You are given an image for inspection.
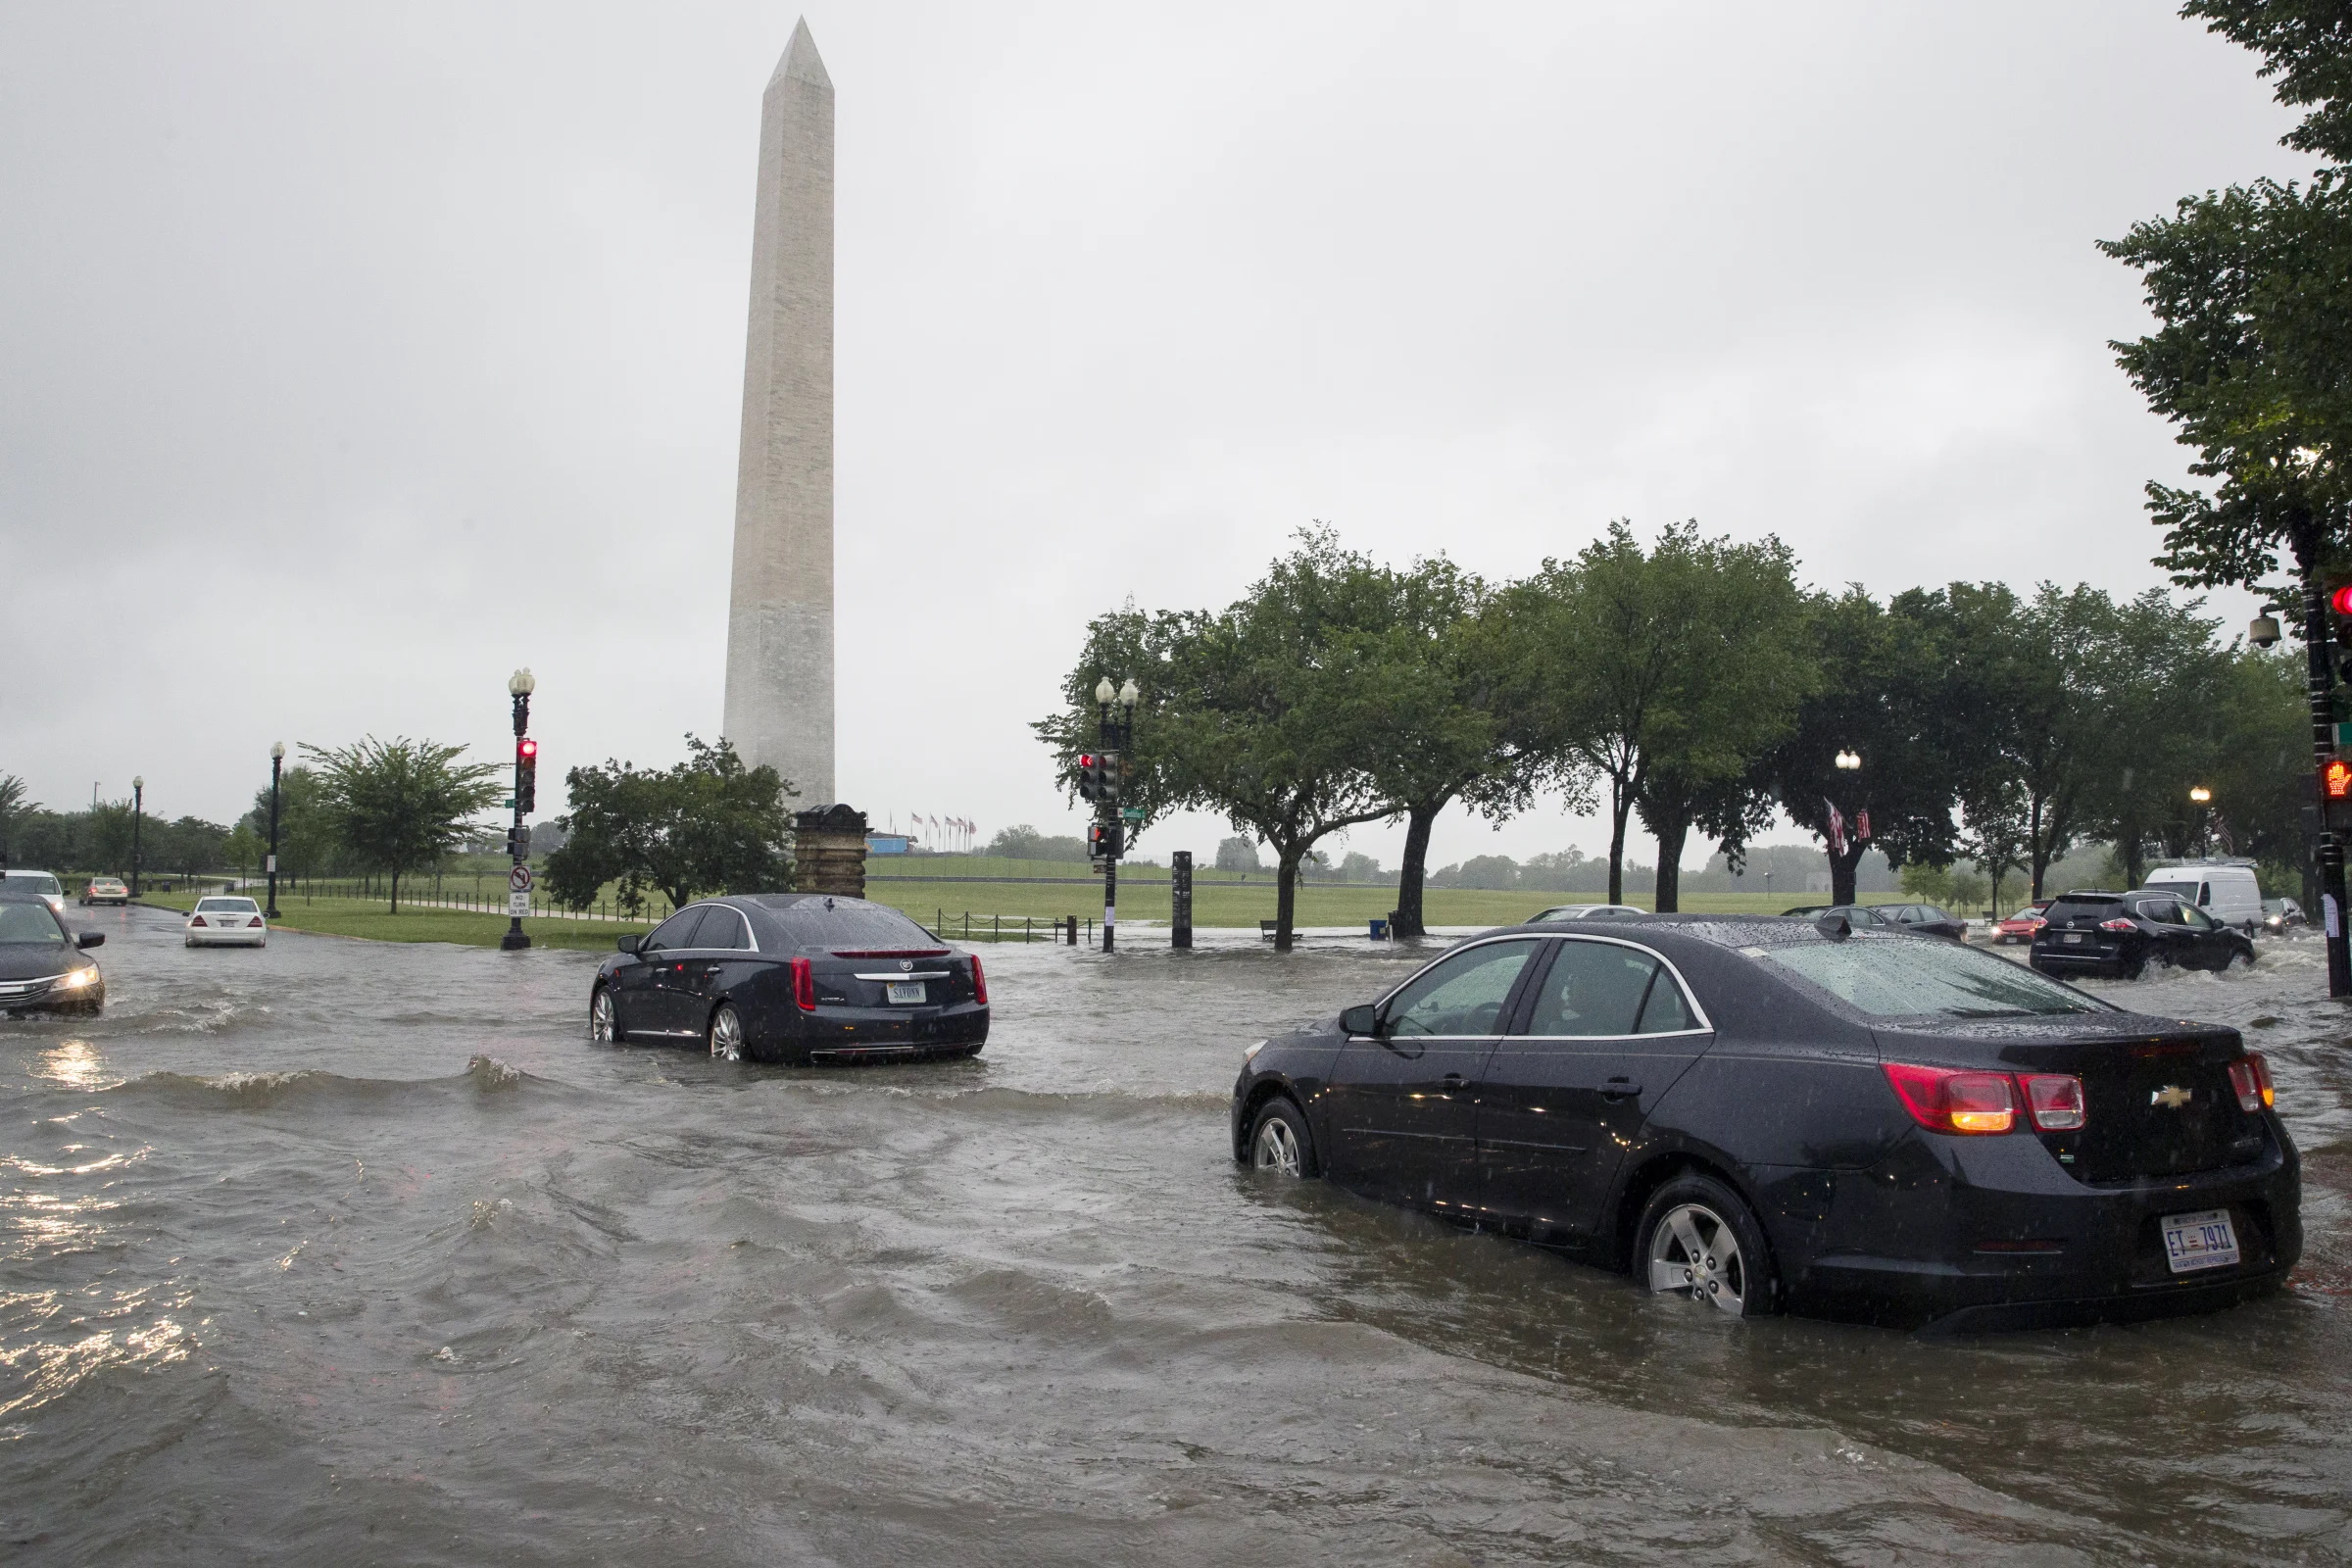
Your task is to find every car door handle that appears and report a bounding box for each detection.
[1600,1078,1642,1099]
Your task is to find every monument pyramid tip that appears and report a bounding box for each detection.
[770,17,832,91]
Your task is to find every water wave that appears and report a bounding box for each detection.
[87,1059,549,1108]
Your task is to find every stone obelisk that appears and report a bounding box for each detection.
[722,17,835,805]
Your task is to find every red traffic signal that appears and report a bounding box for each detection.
[2328,759,2352,801]
[518,738,539,759]
[2331,585,2352,616]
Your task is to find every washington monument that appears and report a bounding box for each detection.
[722,17,834,805]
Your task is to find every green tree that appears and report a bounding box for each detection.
[303,737,503,912]
[2074,590,2236,889]
[545,735,796,914]
[246,764,339,884]
[1768,588,1971,906]
[0,774,35,870]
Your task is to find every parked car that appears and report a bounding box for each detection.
[80,878,129,906]
[2030,889,2257,979]
[1994,900,2054,945]
[185,896,268,948]
[2261,898,2306,934]
[0,887,105,1015]
[0,870,68,919]
[1231,914,2297,1331]
[1529,904,1645,922]
[1873,903,1968,941]
[2142,861,2264,932]
[591,894,988,1064]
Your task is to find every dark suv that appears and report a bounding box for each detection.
[2031,889,2256,980]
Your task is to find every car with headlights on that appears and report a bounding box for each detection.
[0,888,105,1015]
[1,870,68,919]
[590,894,988,1064]
[81,878,129,906]
[185,896,268,947]
[1232,913,2298,1332]
[2031,889,2255,979]
[2261,898,2306,934]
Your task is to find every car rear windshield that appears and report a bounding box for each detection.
[0,903,64,944]
[772,901,941,952]
[197,899,258,912]
[2043,897,2123,925]
[1762,936,2109,1019]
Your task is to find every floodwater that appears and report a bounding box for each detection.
[3,906,2349,1566]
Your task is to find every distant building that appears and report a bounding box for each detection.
[865,834,910,856]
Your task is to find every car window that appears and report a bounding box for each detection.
[196,899,257,912]
[641,908,702,955]
[699,906,751,951]
[1386,940,1539,1038]
[1762,935,2109,1018]
[2044,897,2124,926]
[1917,906,1954,924]
[0,903,64,944]
[1526,941,1662,1036]
[2132,898,2184,925]
[5,874,62,897]
[2182,905,2221,932]
[774,899,941,951]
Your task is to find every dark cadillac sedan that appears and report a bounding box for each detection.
[591,895,987,1064]
[1231,915,2297,1332]
[0,889,106,1016]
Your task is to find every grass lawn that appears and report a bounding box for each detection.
[140,889,646,952]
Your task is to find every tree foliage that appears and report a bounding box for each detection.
[302,737,504,912]
[545,736,796,914]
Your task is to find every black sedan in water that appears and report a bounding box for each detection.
[0,889,106,1015]
[590,895,988,1064]
[2031,889,2257,980]
[1232,915,2298,1332]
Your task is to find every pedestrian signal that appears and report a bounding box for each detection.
[2328,759,2352,801]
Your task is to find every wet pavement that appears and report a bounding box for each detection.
[3,905,2349,1565]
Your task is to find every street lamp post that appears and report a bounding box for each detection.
[1829,750,1861,903]
[267,742,286,918]
[130,775,145,899]
[1093,676,1139,953]
[2189,785,2213,858]
[502,668,536,952]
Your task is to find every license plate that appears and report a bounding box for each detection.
[885,982,926,1005]
[2064,933,2083,944]
[2162,1208,2240,1273]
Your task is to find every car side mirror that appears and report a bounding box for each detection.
[76,932,104,949]
[617,934,643,954]
[1340,1004,1379,1037]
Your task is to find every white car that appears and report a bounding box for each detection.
[0,869,68,918]
[81,878,129,906]
[186,896,268,947]
[1529,903,1647,921]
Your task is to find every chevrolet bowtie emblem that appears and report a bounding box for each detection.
[2150,1085,2193,1109]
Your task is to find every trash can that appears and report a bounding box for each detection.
[1369,918,1388,941]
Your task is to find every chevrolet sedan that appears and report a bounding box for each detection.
[1232,914,2298,1332]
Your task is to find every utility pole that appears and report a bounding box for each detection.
[503,668,537,953]
[2300,578,2352,996]
[130,776,144,899]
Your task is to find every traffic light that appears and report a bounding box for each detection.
[506,824,529,858]
[2328,759,2352,801]
[1088,821,1124,859]
[1077,753,1112,804]
[2331,585,2352,617]
[516,736,539,814]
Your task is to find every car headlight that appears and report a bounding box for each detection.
[58,966,97,990]
[1243,1039,1267,1061]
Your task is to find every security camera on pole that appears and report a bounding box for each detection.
[502,668,537,953]
[1080,676,1140,953]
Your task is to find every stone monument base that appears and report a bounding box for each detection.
[794,804,868,898]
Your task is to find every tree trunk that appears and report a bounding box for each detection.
[2028,795,2048,901]
[1830,843,1862,906]
[1651,808,1690,913]
[1606,774,1633,906]
[1393,800,1441,938]
[389,868,401,914]
[1274,847,1301,954]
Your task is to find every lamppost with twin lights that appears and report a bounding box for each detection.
[267,742,285,918]
[1831,749,1862,903]
[1090,676,1139,954]
[502,669,538,953]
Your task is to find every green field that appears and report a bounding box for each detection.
[140,889,646,951]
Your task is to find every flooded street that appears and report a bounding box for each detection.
[4,907,2350,1565]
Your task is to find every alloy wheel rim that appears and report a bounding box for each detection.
[590,991,613,1044]
[1252,1117,1300,1176]
[1645,1202,1746,1316]
[710,1007,742,1061]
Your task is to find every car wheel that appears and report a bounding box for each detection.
[708,1003,745,1062]
[589,986,622,1045]
[2230,945,2256,970]
[1636,1173,1777,1319]
[1248,1097,1318,1179]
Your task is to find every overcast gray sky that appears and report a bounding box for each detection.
[0,2,2314,872]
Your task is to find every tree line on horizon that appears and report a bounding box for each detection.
[1040,523,2307,952]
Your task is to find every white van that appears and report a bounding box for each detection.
[2142,862,2264,932]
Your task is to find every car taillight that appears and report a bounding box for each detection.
[2020,1073,2086,1131]
[2229,1053,2275,1112]
[248,917,264,928]
[790,956,815,1011]
[2098,918,2135,932]
[189,915,207,927]
[969,953,987,1005]
[1883,1062,2016,1134]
